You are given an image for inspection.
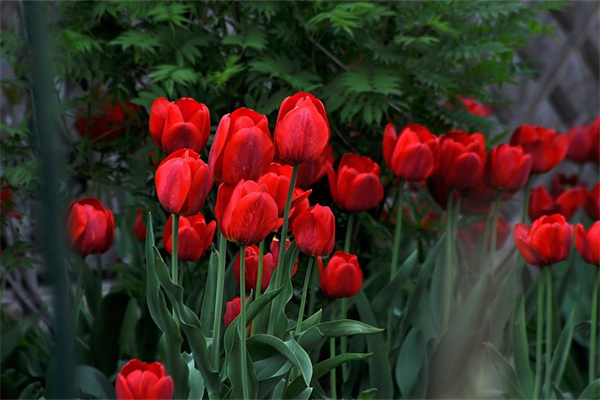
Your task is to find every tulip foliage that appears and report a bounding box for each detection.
[4,2,600,400]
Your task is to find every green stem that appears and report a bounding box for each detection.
[441,189,454,334]
[341,214,355,378]
[239,244,250,400]
[255,239,265,299]
[522,178,531,224]
[590,268,599,385]
[268,165,299,335]
[330,300,337,400]
[387,181,404,348]
[533,270,545,400]
[489,196,501,270]
[308,265,318,317]
[544,267,553,399]
[171,214,179,284]
[479,212,493,276]
[296,257,315,334]
[211,231,227,371]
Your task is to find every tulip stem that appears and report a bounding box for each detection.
[441,189,454,334]
[544,267,553,400]
[296,257,315,334]
[387,180,404,349]
[489,196,501,270]
[239,244,250,400]
[307,265,318,317]
[268,164,299,336]
[330,300,337,400]
[341,214,355,379]
[171,214,179,285]
[533,270,545,400]
[522,178,531,224]
[211,231,227,371]
[590,268,599,385]
[255,239,265,299]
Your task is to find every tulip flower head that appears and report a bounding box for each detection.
[292,204,335,257]
[513,214,573,266]
[583,181,600,221]
[67,197,115,257]
[163,213,216,262]
[224,296,250,329]
[432,131,486,189]
[529,186,585,221]
[76,97,139,143]
[382,123,439,181]
[257,163,310,218]
[510,124,569,174]
[209,107,274,185]
[133,210,147,243]
[149,97,211,154]
[566,117,599,164]
[274,92,330,164]
[459,97,493,117]
[294,145,334,189]
[215,180,279,245]
[320,251,363,298]
[115,359,174,400]
[155,149,213,216]
[484,144,532,195]
[234,245,275,293]
[575,222,600,266]
[328,153,384,212]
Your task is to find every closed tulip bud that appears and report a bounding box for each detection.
[234,245,275,293]
[149,97,210,154]
[510,124,569,174]
[485,144,532,194]
[209,108,274,185]
[155,149,213,216]
[575,222,600,266]
[294,145,334,189]
[274,92,330,164]
[115,359,174,400]
[382,123,439,181]
[215,180,279,245]
[566,117,599,164]
[433,131,486,189]
[328,153,384,212]
[67,198,115,257]
[133,210,147,243]
[224,296,249,329]
[292,204,335,257]
[258,163,310,218]
[513,214,573,266]
[583,182,600,221]
[76,97,139,143]
[319,251,362,298]
[163,213,216,262]
[529,186,585,221]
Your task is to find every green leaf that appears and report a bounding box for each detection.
[484,342,525,399]
[511,296,535,398]
[312,319,384,337]
[183,353,205,400]
[200,247,219,338]
[247,334,312,385]
[395,327,426,397]
[75,365,115,399]
[548,303,577,392]
[1,327,20,363]
[579,378,600,399]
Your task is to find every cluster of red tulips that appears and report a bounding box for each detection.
[63,89,599,399]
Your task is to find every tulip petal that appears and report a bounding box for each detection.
[155,158,192,214]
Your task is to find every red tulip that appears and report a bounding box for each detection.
[509,124,569,174]
[224,296,249,329]
[583,182,600,221]
[270,237,298,275]
[257,163,311,218]
[288,188,311,230]
[319,251,362,298]
[133,210,147,243]
[485,144,532,194]
[155,149,213,216]
[76,97,139,143]
[209,108,274,185]
[457,216,511,253]
[67,198,115,257]
[382,123,439,181]
[551,173,584,196]
[234,245,275,293]
[215,180,279,245]
[116,359,173,400]
[432,131,486,189]
[428,172,496,215]
[292,204,335,257]
[274,92,330,164]
[163,213,216,262]
[575,222,600,266]
[566,117,599,164]
[529,186,585,221]
[149,97,210,154]
[328,153,384,212]
[294,145,334,189]
[459,97,493,117]
[513,214,573,266]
